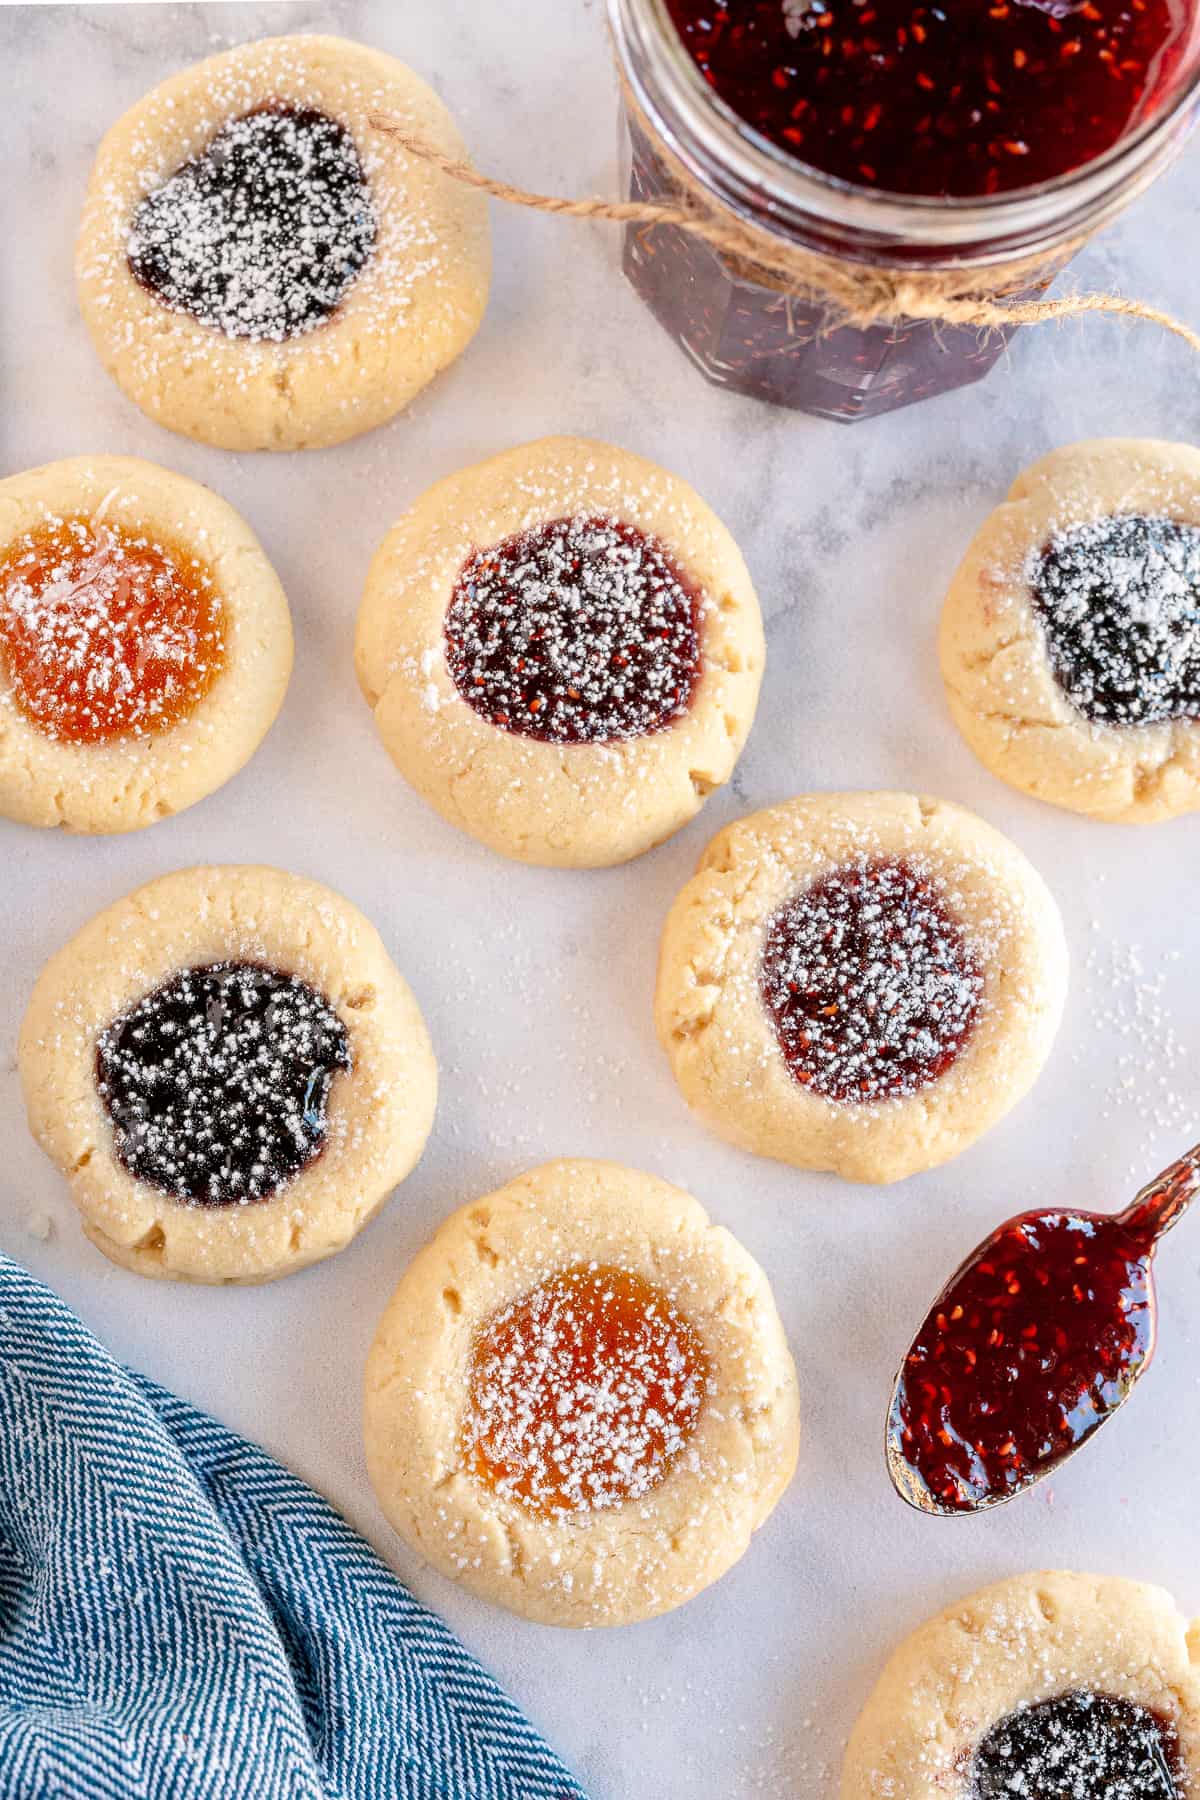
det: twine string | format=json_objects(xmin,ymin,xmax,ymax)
[{"xmin": 368, "ymin": 111, "xmax": 1200, "ymax": 354}]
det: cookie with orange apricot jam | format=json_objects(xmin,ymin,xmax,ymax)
[
  {"xmin": 0, "ymin": 456, "xmax": 292, "ymax": 832},
  {"xmin": 363, "ymin": 1159, "xmax": 799, "ymax": 1627}
]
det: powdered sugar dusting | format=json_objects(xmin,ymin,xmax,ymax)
[
  {"xmin": 972, "ymin": 1689, "xmax": 1180, "ymax": 1798},
  {"xmin": 1082, "ymin": 927, "xmax": 1193, "ymax": 1171},
  {"xmin": 760, "ymin": 856, "xmax": 985, "ymax": 1104},
  {"xmin": 462, "ymin": 1263, "xmax": 709, "ymax": 1514},
  {"xmin": 444, "ymin": 514, "xmax": 702, "ymax": 745},
  {"xmin": 1031, "ymin": 514, "xmax": 1200, "ymax": 728},
  {"xmin": 95, "ymin": 961, "xmax": 352, "ymax": 1207},
  {"xmin": 0, "ymin": 514, "xmax": 225, "ymax": 744},
  {"xmin": 127, "ymin": 105, "xmax": 376, "ymax": 342}
]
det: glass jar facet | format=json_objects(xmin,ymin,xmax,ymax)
[{"xmin": 611, "ymin": 0, "xmax": 1200, "ymax": 423}]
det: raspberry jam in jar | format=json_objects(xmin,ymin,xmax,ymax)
[{"xmin": 609, "ymin": 0, "xmax": 1200, "ymax": 421}]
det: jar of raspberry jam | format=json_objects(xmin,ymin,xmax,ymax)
[{"xmin": 609, "ymin": 0, "xmax": 1200, "ymax": 421}]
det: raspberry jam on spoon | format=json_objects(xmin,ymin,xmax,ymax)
[{"xmin": 887, "ymin": 1142, "xmax": 1200, "ymax": 1514}]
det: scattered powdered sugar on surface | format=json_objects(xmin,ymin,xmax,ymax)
[
  {"xmin": 1030, "ymin": 514, "xmax": 1200, "ymax": 728},
  {"xmin": 462, "ymin": 1262, "xmax": 710, "ymax": 1514},
  {"xmin": 95, "ymin": 960, "xmax": 352, "ymax": 1206},
  {"xmin": 443, "ymin": 514, "xmax": 703, "ymax": 746},
  {"xmin": 627, "ymin": 1673, "xmax": 826, "ymax": 1798},
  {"xmin": 1082, "ymin": 925, "xmax": 1193, "ymax": 1172},
  {"xmin": 759, "ymin": 855, "xmax": 985, "ymax": 1104},
  {"xmin": 0, "ymin": 514, "xmax": 225, "ymax": 744},
  {"xmin": 127, "ymin": 105, "xmax": 376, "ymax": 342}
]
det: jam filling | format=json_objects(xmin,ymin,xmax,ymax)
[
  {"xmin": 759, "ymin": 857, "xmax": 984, "ymax": 1104},
  {"xmin": 462, "ymin": 1264, "xmax": 709, "ymax": 1514},
  {"xmin": 0, "ymin": 516, "xmax": 225, "ymax": 745},
  {"xmin": 127, "ymin": 105, "xmax": 376, "ymax": 341},
  {"xmin": 443, "ymin": 515, "xmax": 703, "ymax": 745},
  {"xmin": 664, "ymin": 0, "xmax": 1191, "ymax": 199},
  {"xmin": 972, "ymin": 1691, "xmax": 1181, "ymax": 1799},
  {"xmin": 890, "ymin": 1208, "xmax": 1156, "ymax": 1511},
  {"xmin": 96, "ymin": 962, "xmax": 352, "ymax": 1207},
  {"xmin": 1031, "ymin": 514, "xmax": 1200, "ymax": 728}
]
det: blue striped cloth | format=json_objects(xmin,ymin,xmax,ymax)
[{"xmin": 0, "ymin": 1255, "xmax": 587, "ymax": 1800}]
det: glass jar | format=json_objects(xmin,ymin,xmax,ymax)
[{"xmin": 609, "ymin": 0, "xmax": 1200, "ymax": 423}]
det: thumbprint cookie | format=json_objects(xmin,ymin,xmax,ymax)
[
  {"xmin": 842, "ymin": 1571, "xmax": 1200, "ymax": 1799},
  {"xmin": 0, "ymin": 456, "xmax": 291, "ymax": 833},
  {"xmin": 19, "ymin": 866, "xmax": 437, "ymax": 1283},
  {"xmin": 77, "ymin": 35, "xmax": 490, "ymax": 451},
  {"xmin": 354, "ymin": 436, "xmax": 765, "ymax": 867},
  {"xmin": 363, "ymin": 1159, "xmax": 799, "ymax": 1626},
  {"xmin": 941, "ymin": 439, "xmax": 1200, "ymax": 823},
  {"xmin": 655, "ymin": 793, "xmax": 1067, "ymax": 1184}
]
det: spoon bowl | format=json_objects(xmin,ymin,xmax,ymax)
[{"xmin": 885, "ymin": 1142, "xmax": 1200, "ymax": 1516}]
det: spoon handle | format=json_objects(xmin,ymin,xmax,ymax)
[{"xmin": 1118, "ymin": 1140, "xmax": 1200, "ymax": 1244}]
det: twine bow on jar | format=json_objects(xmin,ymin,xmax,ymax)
[{"xmin": 368, "ymin": 111, "xmax": 1200, "ymax": 354}]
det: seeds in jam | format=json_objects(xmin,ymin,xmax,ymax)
[
  {"xmin": 462, "ymin": 1264, "xmax": 709, "ymax": 1514},
  {"xmin": 760, "ymin": 857, "xmax": 984, "ymax": 1103},
  {"xmin": 1031, "ymin": 514, "xmax": 1200, "ymax": 727},
  {"xmin": 889, "ymin": 1208, "xmax": 1155, "ymax": 1512},
  {"xmin": 96, "ymin": 962, "xmax": 352, "ymax": 1207},
  {"xmin": 664, "ymin": 0, "xmax": 1192, "ymax": 199},
  {"xmin": 128, "ymin": 105, "xmax": 376, "ymax": 341},
  {"xmin": 0, "ymin": 516, "xmax": 225, "ymax": 744},
  {"xmin": 972, "ymin": 1690, "xmax": 1181, "ymax": 1799},
  {"xmin": 443, "ymin": 515, "xmax": 703, "ymax": 744}
]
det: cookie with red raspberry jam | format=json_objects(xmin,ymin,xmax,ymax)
[
  {"xmin": 656, "ymin": 793, "xmax": 1066, "ymax": 1184},
  {"xmin": 355, "ymin": 437, "xmax": 764, "ymax": 867}
]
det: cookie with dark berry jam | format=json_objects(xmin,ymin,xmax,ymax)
[
  {"xmin": 77, "ymin": 37, "xmax": 490, "ymax": 451},
  {"xmin": 941, "ymin": 440, "xmax": 1200, "ymax": 823},
  {"xmin": 842, "ymin": 1575, "xmax": 1197, "ymax": 1800},
  {"xmin": 20, "ymin": 867, "xmax": 437, "ymax": 1283}
]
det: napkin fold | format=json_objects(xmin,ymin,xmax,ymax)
[{"xmin": 0, "ymin": 1255, "xmax": 587, "ymax": 1800}]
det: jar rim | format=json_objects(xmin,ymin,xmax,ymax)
[{"xmin": 611, "ymin": 0, "xmax": 1200, "ymax": 255}]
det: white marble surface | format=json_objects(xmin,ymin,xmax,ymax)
[{"xmin": 2, "ymin": 2, "xmax": 1200, "ymax": 1794}]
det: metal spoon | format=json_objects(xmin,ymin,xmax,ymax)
[{"xmin": 886, "ymin": 1140, "xmax": 1200, "ymax": 1516}]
